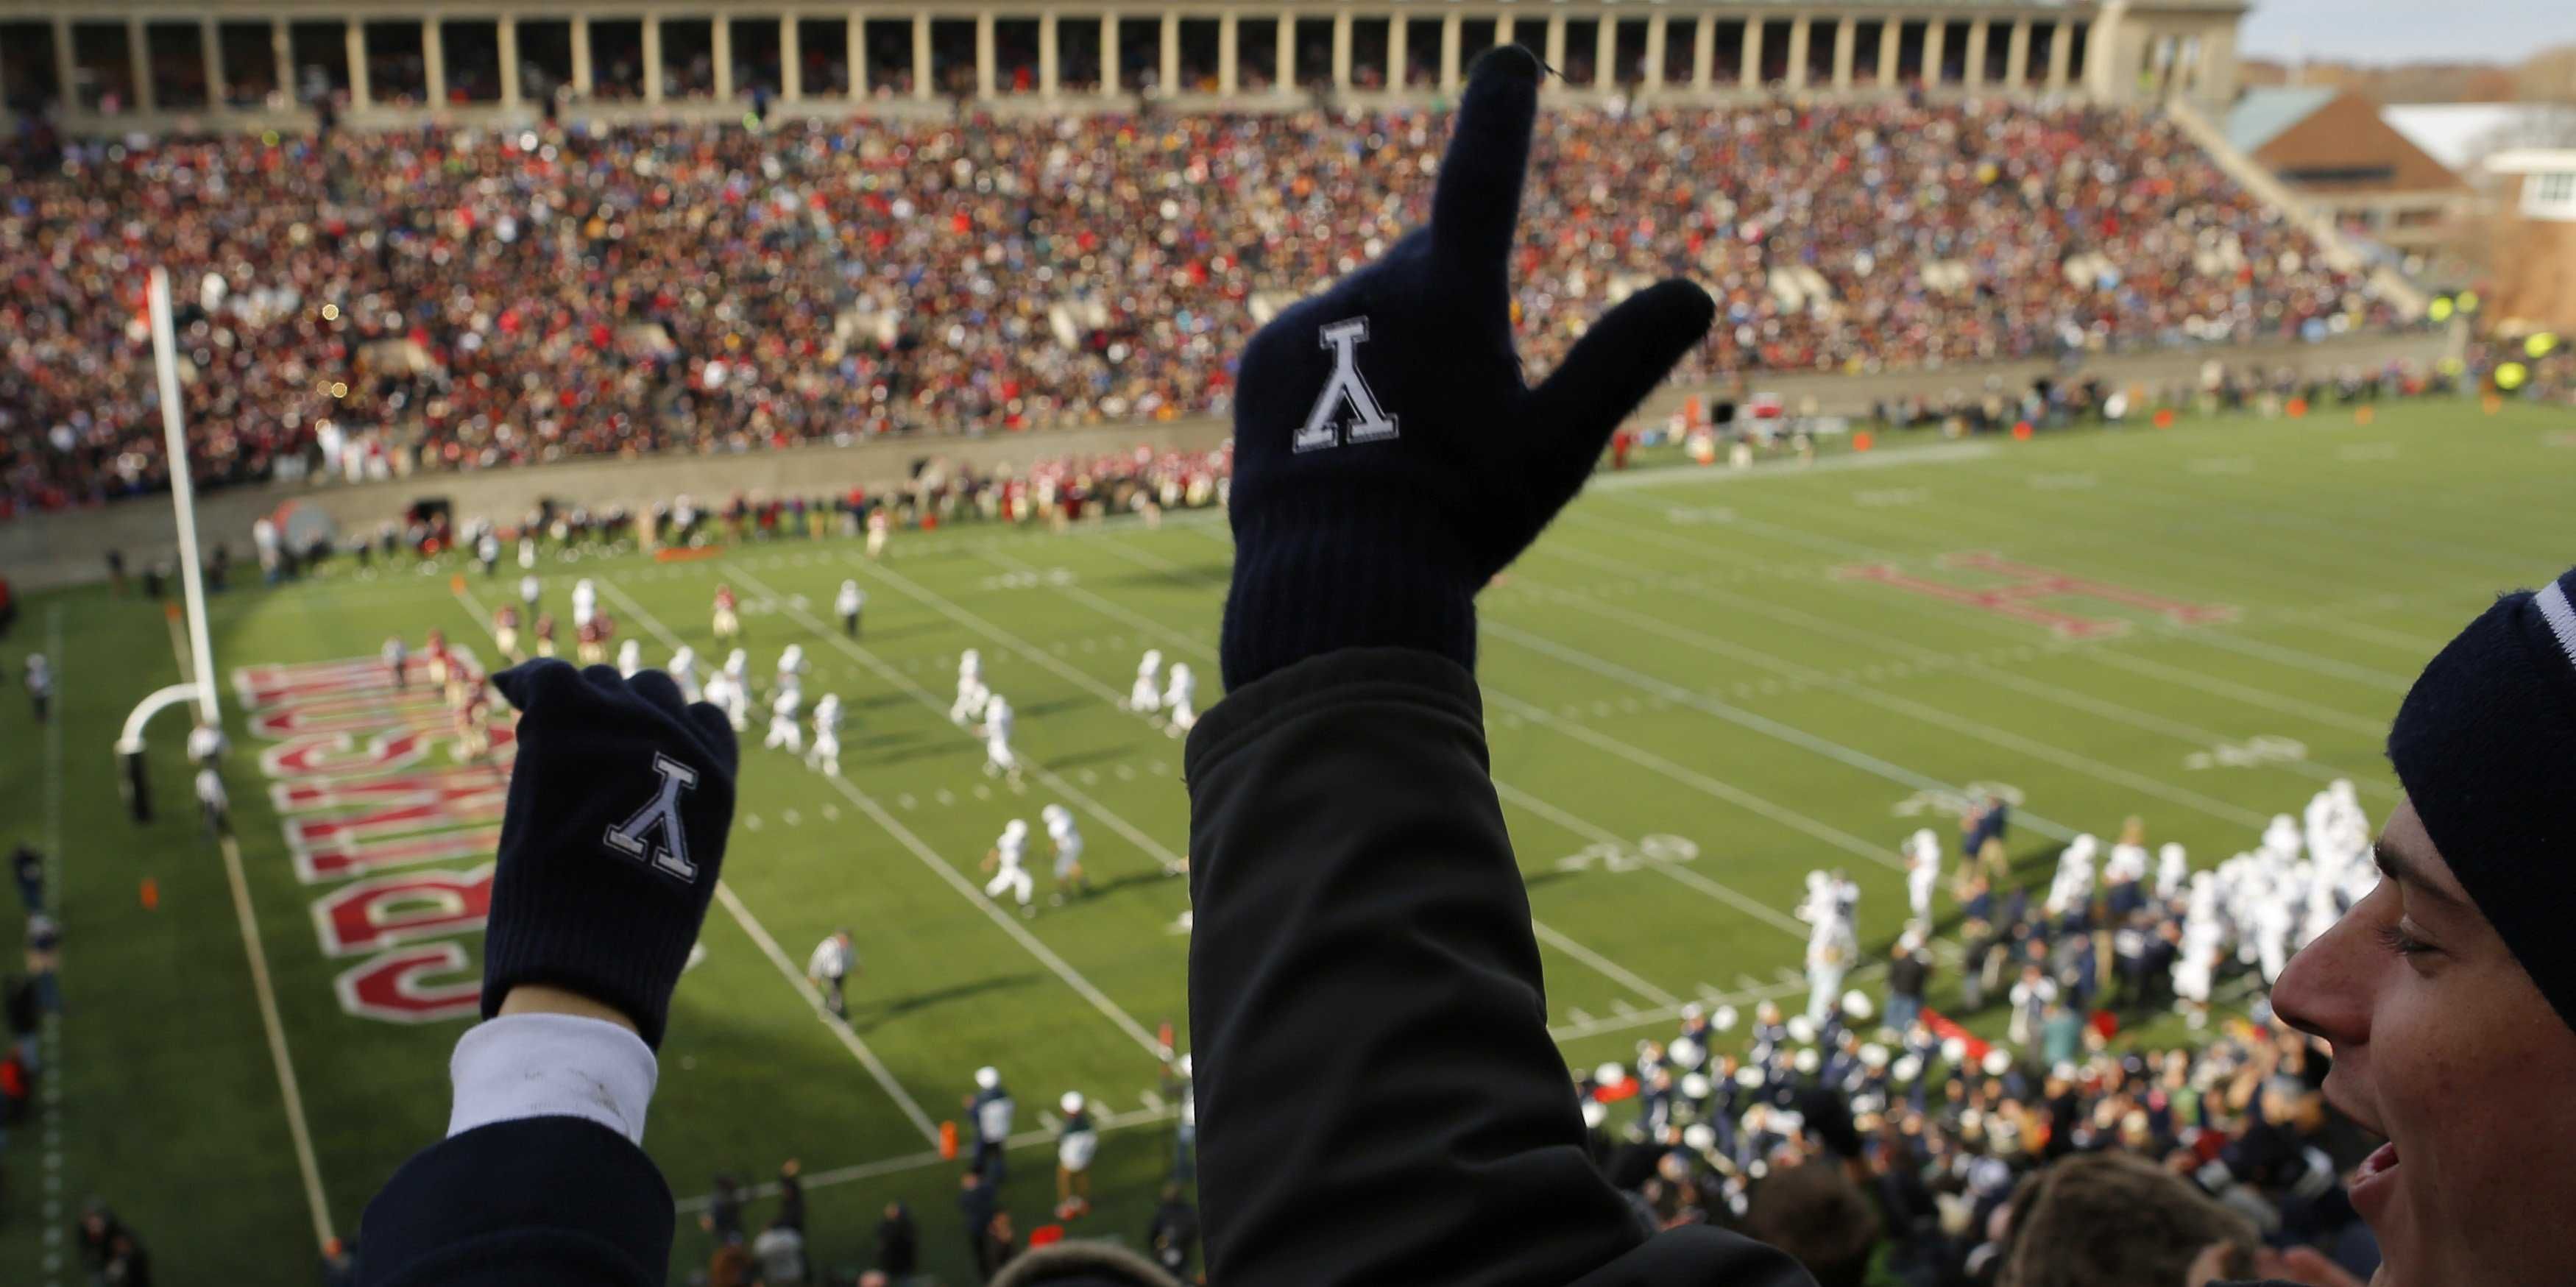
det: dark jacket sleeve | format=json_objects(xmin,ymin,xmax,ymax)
[
  {"xmin": 356, "ymin": 1117, "xmax": 673, "ymax": 1286},
  {"xmin": 1184, "ymin": 648, "xmax": 1816, "ymax": 1287}
]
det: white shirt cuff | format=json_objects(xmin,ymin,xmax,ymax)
[{"xmin": 447, "ymin": 1013, "xmax": 659, "ymax": 1146}]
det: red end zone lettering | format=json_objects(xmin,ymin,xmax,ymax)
[
  {"xmin": 263, "ymin": 727, "xmax": 516, "ymax": 779},
  {"xmin": 1836, "ymin": 552, "xmax": 2237, "ymax": 638},
  {"xmin": 290, "ymin": 828, "xmax": 506, "ymax": 884},
  {"xmin": 271, "ymin": 763, "xmax": 511, "ymax": 814},
  {"xmin": 311, "ymin": 866, "xmax": 495, "ymax": 957},
  {"xmin": 334, "ymin": 942, "xmax": 482, "ymax": 1024}
]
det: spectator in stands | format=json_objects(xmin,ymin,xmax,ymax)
[
  {"xmin": 1744, "ymin": 1160, "xmax": 1881, "ymax": 1287},
  {"xmin": 873, "ymin": 1201, "xmax": 916, "ymax": 1280},
  {"xmin": 1995, "ymin": 1151, "xmax": 2255, "ymax": 1287},
  {"xmin": 2, "ymin": 82, "xmax": 2388, "ymax": 516}
]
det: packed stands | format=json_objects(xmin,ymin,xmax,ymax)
[{"xmin": 3, "ymin": 96, "xmax": 2391, "ymax": 515}]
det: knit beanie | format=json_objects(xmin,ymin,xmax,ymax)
[{"xmin": 2385, "ymin": 566, "xmax": 2576, "ymax": 1033}]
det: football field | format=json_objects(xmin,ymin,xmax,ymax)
[{"xmin": 3, "ymin": 399, "xmax": 2569, "ymax": 1283}]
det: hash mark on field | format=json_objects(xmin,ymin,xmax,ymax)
[
  {"xmin": 783, "ymin": 810, "xmax": 802, "ymax": 826},
  {"xmin": 1774, "ymin": 967, "xmax": 1803, "ymax": 985},
  {"xmin": 935, "ymin": 790, "xmax": 955, "ymax": 806},
  {"xmin": 1589, "ymin": 700, "xmax": 1615, "ymax": 718},
  {"xmin": 823, "ymin": 804, "xmax": 841, "ymax": 820},
  {"xmin": 746, "ymin": 815, "xmax": 764, "ymax": 831},
  {"xmin": 1078, "ymin": 769, "xmax": 1099, "ymax": 785},
  {"xmin": 1147, "ymin": 761, "xmax": 1169, "ymax": 776},
  {"xmin": 897, "ymin": 793, "xmax": 917, "ymax": 809},
  {"xmin": 973, "ymin": 784, "xmax": 992, "ymax": 800},
  {"xmin": 1568, "ymin": 1007, "xmax": 1596, "ymax": 1024},
  {"xmin": 1699, "ymin": 983, "xmax": 1725, "ymax": 1001},
  {"xmin": 1140, "ymin": 1090, "xmax": 1166, "ymax": 1112},
  {"xmin": 1039, "ymin": 1112, "xmax": 1061, "ymax": 1132},
  {"xmin": 1115, "ymin": 765, "xmax": 1136, "ymax": 781},
  {"xmin": 1611, "ymin": 999, "xmax": 1637, "ymax": 1015},
  {"xmin": 2337, "ymin": 442, "xmax": 2398, "ymax": 462},
  {"xmin": 1735, "ymin": 974, "xmax": 1763, "ymax": 991}
]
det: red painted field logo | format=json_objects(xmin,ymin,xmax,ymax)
[
  {"xmin": 236, "ymin": 650, "xmax": 509, "ymax": 1026},
  {"xmin": 1836, "ymin": 553, "xmax": 2237, "ymax": 639}
]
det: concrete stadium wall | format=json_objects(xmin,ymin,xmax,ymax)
[{"xmin": 0, "ymin": 330, "xmax": 2445, "ymax": 592}]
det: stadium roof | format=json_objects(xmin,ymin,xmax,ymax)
[
  {"xmin": 2385, "ymin": 104, "xmax": 2576, "ymax": 173},
  {"xmin": 2225, "ymin": 87, "xmax": 2338, "ymax": 155}
]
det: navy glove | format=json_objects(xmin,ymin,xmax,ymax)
[
  {"xmin": 1220, "ymin": 44, "xmax": 1716, "ymax": 689},
  {"xmin": 482, "ymin": 661, "xmax": 737, "ymax": 1049}
]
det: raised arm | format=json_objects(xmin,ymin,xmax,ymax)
[
  {"xmin": 1185, "ymin": 46, "xmax": 1811, "ymax": 1287},
  {"xmin": 359, "ymin": 662, "xmax": 737, "ymax": 1286}
]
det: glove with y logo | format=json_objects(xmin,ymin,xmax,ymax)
[
  {"xmin": 1219, "ymin": 45, "xmax": 1716, "ymax": 691},
  {"xmin": 482, "ymin": 660, "xmax": 738, "ymax": 1049}
]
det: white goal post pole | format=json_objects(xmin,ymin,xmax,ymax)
[{"xmin": 148, "ymin": 266, "xmax": 222, "ymax": 726}]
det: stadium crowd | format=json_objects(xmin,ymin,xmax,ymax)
[{"xmin": 3, "ymin": 96, "xmax": 2392, "ymax": 516}]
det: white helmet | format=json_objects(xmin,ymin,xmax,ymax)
[
  {"xmin": 1786, "ymin": 1015, "xmax": 1817, "ymax": 1045},
  {"xmin": 1981, "ymin": 1049, "xmax": 2014, "ymax": 1077},
  {"xmin": 1841, "ymin": 990, "xmax": 1875, "ymax": 1022},
  {"xmin": 1892, "ymin": 1054, "xmax": 1924, "ymax": 1084},
  {"xmin": 1593, "ymin": 1062, "xmax": 1628, "ymax": 1088},
  {"xmin": 1003, "ymin": 818, "xmax": 1028, "ymax": 840},
  {"xmin": 779, "ymin": 645, "xmax": 803, "ymax": 669},
  {"xmin": 1580, "ymin": 1100, "xmax": 1608, "ymax": 1130},
  {"xmin": 841, "ymin": 579, "xmax": 858, "ymax": 596},
  {"xmin": 726, "ymin": 648, "xmax": 748, "ymax": 676},
  {"xmin": 1735, "ymin": 1066, "xmax": 1766, "ymax": 1089},
  {"xmin": 974, "ymin": 1066, "xmax": 1000, "ymax": 1091},
  {"xmin": 1060, "ymin": 1091, "xmax": 1085, "ymax": 1116},
  {"xmin": 1860, "ymin": 1043, "xmax": 1890, "ymax": 1070},
  {"xmin": 1142, "ymin": 649, "xmax": 1162, "ymax": 670},
  {"xmin": 1942, "ymin": 1037, "xmax": 1970, "ymax": 1065},
  {"xmin": 1169, "ymin": 662, "xmax": 1192, "ymax": 684},
  {"xmin": 1711, "ymin": 1005, "xmax": 1739, "ymax": 1032},
  {"xmin": 1680, "ymin": 1072, "xmax": 1713, "ymax": 1100},
  {"xmin": 670, "ymin": 647, "xmax": 696, "ymax": 672},
  {"xmin": 1682, "ymin": 1123, "xmax": 1717, "ymax": 1153},
  {"xmin": 576, "ymin": 578, "xmax": 595, "ymax": 594},
  {"xmin": 1793, "ymin": 1049, "xmax": 1822, "ymax": 1076},
  {"xmin": 961, "ymin": 648, "xmax": 981, "ymax": 670},
  {"xmin": 1042, "ymin": 804, "xmax": 1069, "ymax": 826}
]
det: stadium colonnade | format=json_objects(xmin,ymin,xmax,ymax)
[{"xmin": 0, "ymin": 0, "xmax": 2243, "ymax": 132}]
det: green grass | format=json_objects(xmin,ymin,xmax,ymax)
[{"xmin": 3, "ymin": 397, "xmax": 2569, "ymax": 1284}]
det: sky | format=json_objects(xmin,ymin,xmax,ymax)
[{"xmin": 2239, "ymin": 0, "xmax": 2576, "ymax": 65}]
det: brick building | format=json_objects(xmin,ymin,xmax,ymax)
[{"xmin": 2227, "ymin": 86, "xmax": 2473, "ymax": 257}]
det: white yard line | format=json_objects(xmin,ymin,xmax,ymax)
[
  {"xmin": 216, "ymin": 831, "xmax": 338, "ymax": 1251},
  {"xmin": 1533, "ymin": 540, "xmax": 2402, "ymax": 803},
  {"xmin": 713, "ymin": 884, "xmax": 942, "ymax": 1146},
  {"xmin": 1490, "ymin": 587, "xmax": 2274, "ymax": 831},
  {"xmin": 595, "ymin": 576, "xmax": 1167, "ymax": 1059},
  {"xmin": 40, "ymin": 609, "xmax": 68, "ymax": 1286},
  {"xmin": 1566, "ymin": 508, "xmax": 2402, "ymax": 736}
]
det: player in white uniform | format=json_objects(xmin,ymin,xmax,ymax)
[
  {"xmin": 1042, "ymin": 804, "xmax": 1087, "ymax": 904},
  {"xmin": 866, "ymin": 508, "xmax": 891, "ymax": 560},
  {"xmin": 570, "ymin": 578, "xmax": 598, "ymax": 631},
  {"xmin": 983, "ymin": 819, "xmax": 1036, "ymax": 915},
  {"xmin": 776, "ymin": 645, "xmax": 806, "ymax": 692},
  {"xmin": 950, "ymin": 650, "xmax": 988, "ymax": 725},
  {"xmin": 519, "ymin": 574, "xmax": 542, "ymax": 614},
  {"xmin": 718, "ymin": 650, "xmax": 753, "ymax": 731},
  {"xmin": 668, "ymin": 648, "xmax": 703, "ymax": 703},
  {"xmin": 518, "ymin": 535, "xmax": 538, "ymax": 570},
  {"xmin": 1128, "ymin": 650, "xmax": 1164, "ymax": 713},
  {"xmin": 186, "ymin": 719, "xmax": 230, "ymax": 767},
  {"xmin": 2045, "ymin": 834, "xmax": 2098, "ymax": 921},
  {"xmin": 703, "ymin": 669, "xmax": 743, "ymax": 732},
  {"xmin": 615, "ymin": 638, "xmax": 643, "ymax": 678},
  {"xmin": 1902, "ymin": 829, "xmax": 1940, "ymax": 927},
  {"xmin": 763, "ymin": 684, "xmax": 805, "ymax": 754},
  {"xmin": 1798, "ymin": 872, "xmax": 1859, "ymax": 1026},
  {"xmin": 2155, "ymin": 842, "xmax": 2190, "ymax": 904},
  {"xmin": 835, "ymin": 581, "xmax": 866, "ymax": 639},
  {"xmin": 980, "ymin": 694, "xmax": 1020, "ymax": 784},
  {"xmin": 1161, "ymin": 662, "xmax": 1197, "ymax": 735},
  {"xmin": 807, "ymin": 693, "xmax": 843, "ymax": 776}
]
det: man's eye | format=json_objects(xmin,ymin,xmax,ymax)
[{"xmin": 2373, "ymin": 924, "xmax": 2436, "ymax": 957}]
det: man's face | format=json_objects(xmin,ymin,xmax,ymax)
[{"xmin": 2272, "ymin": 796, "xmax": 2576, "ymax": 1286}]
